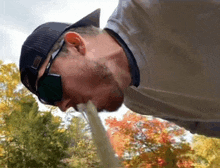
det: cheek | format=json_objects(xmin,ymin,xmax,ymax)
[
  {"xmin": 58, "ymin": 63, "xmax": 81, "ymax": 94},
  {"xmin": 61, "ymin": 73, "xmax": 77, "ymax": 98},
  {"xmin": 61, "ymin": 72, "xmax": 90, "ymax": 105},
  {"xmin": 62, "ymin": 77, "xmax": 77, "ymax": 96}
]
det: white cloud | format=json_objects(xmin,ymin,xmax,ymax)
[
  {"xmin": 32, "ymin": 0, "xmax": 118, "ymax": 28},
  {"xmin": 0, "ymin": 24, "xmax": 28, "ymax": 65}
]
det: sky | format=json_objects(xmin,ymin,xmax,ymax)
[{"xmin": 1, "ymin": 0, "xmax": 193, "ymax": 141}]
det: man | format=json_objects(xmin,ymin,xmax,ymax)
[{"xmin": 20, "ymin": 0, "xmax": 220, "ymax": 138}]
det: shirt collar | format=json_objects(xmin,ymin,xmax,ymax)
[{"xmin": 105, "ymin": 28, "xmax": 140, "ymax": 87}]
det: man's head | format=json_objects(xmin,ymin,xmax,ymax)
[{"xmin": 19, "ymin": 9, "xmax": 128, "ymax": 112}]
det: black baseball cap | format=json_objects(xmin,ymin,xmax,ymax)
[{"xmin": 19, "ymin": 9, "xmax": 100, "ymax": 95}]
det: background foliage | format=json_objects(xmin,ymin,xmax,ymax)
[
  {"xmin": 106, "ymin": 111, "xmax": 194, "ymax": 168},
  {"xmin": 64, "ymin": 117, "xmax": 101, "ymax": 168},
  {"xmin": 192, "ymin": 135, "xmax": 220, "ymax": 168},
  {"xmin": 0, "ymin": 61, "xmax": 101, "ymax": 168},
  {"xmin": 1, "ymin": 61, "xmax": 220, "ymax": 168}
]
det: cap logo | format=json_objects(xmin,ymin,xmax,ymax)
[{"xmin": 32, "ymin": 56, "xmax": 42, "ymax": 70}]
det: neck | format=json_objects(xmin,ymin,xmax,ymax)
[{"xmin": 85, "ymin": 31, "xmax": 132, "ymax": 90}]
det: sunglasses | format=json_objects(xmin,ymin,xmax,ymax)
[{"xmin": 37, "ymin": 40, "xmax": 65, "ymax": 105}]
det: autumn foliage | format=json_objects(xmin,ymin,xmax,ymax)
[
  {"xmin": 192, "ymin": 135, "xmax": 220, "ymax": 167},
  {"xmin": 106, "ymin": 111, "xmax": 194, "ymax": 168}
]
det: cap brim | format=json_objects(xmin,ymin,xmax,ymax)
[{"xmin": 66, "ymin": 8, "xmax": 100, "ymax": 30}]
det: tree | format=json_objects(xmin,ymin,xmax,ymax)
[
  {"xmin": 64, "ymin": 116, "xmax": 101, "ymax": 168},
  {"xmin": 0, "ymin": 61, "xmax": 70, "ymax": 167},
  {"xmin": 106, "ymin": 111, "xmax": 194, "ymax": 168},
  {"xmin": 2, "ymin": 96, "xmax": 70, "ymax": 168},
  {"xmin": 0, "ymin": 61, "xmax": 25, "ymax": 163},
  {"xmin": 0, "ymin": 60, "xmax": 21, "ymax": 127},
  {"xmin": 192, "ymin": 135, "xmax": 220, "ymax": 168}
]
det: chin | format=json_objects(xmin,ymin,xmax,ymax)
[
  {"xmin": 95, "ymin": 93, "xmax": 124, "ymax": 112},
  {"xmin": 97, "ymin": 102, "xmax": 123, "ymax": 112},
  {"xmin": 104, "ymin": 94, "xmax": 124, "ymax": 112}
]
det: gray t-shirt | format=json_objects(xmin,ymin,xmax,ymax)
[{"xmin": 105, "ymin": 0, "xmax": 220, "ymax": 122}]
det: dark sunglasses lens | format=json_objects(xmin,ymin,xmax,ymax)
[{"xmin": 37, "ymin": 75, "xmax": 62, "ymax": 105}]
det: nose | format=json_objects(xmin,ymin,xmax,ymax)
[{"xmin": 56, "ymin": 99, "xmax": 70, "ymax": 112}]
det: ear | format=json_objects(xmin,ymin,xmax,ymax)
[{"xmin": 64, "ymin": 32, "xmax": 86, "ymax": 55}]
